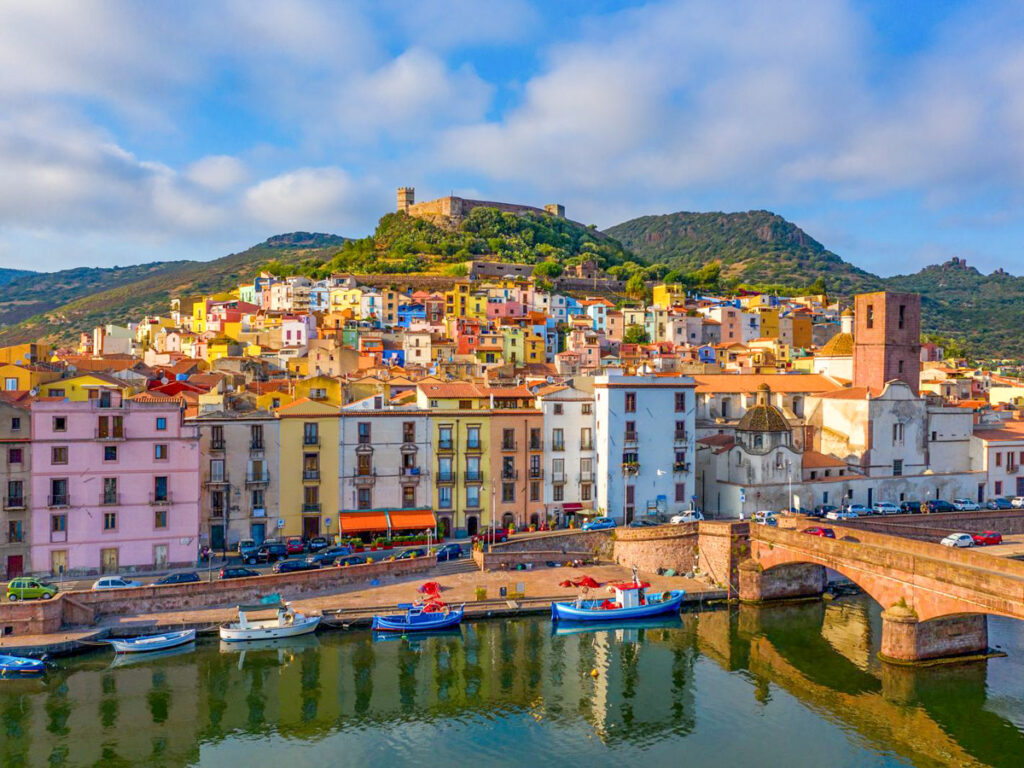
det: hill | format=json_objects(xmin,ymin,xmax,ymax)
[
  {"xmin": 0, "ymin": 236, "xmax": 344, "ymax": 346},
  {"xmin": 604, "ymin": 210, "xmax": 881, "ymax": 294},
  {"xmin": 0, "ymin": 268, "xmax": 36, "ymax": 286}
]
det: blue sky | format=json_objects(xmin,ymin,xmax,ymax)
[{"xmin": 2, "ymin": 0, "xmax": 1024, "ymax": 276}]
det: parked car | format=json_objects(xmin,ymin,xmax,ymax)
[
  {"xmin": 844, "ymin": 504, "xmax": 872, "ymax": 516},
  {"xmin": 307, "ymin": 536, "xmax": 331, "ymax": 552},
  {"xmin": 471, "ymin": 528, "xmax": 509, "ymax": 544},
  {"xmin": 752, "ymin": 510, "xmax": 778, "ymax": 526},
  {"xmin": 926, "ymin": 499, "xmax": 957, "ymax": 514},
  {"xmin": 220, "ymin": 566, "xmax": 259, "ymax": 580},
  {"xmin": 153, "ymin": 572, "xmax": 200, "ymax": 585},
  {"xmin": 670, "ymin": 511, "xmax": 704, "ymax": 524},
  {"xmin": 336, "ymin": 555, "xmax": 369, "ymax": 567},
  {"xmin": 92, "ymin": 576, "xmax": 143, "ymax": 590},
  {"xmin": 582, "ymin": 517, "xmax": 617, "ymax": 531},
  {"xmin": 953, "ymin": 498, "xmax": 981, "ymax": 511},
  {"xmin": 433, "ymin": 543, "xmax": 463, "ymax": 561},
  {"xmin": 237, "ymin": 538, "xmax": 259, "ymax": 561},
  {"xmin": 629, "ymin": 518, "xmax": 661, "ymax": 528},
  {"xmin": 1012, "ymin": 497, "xmax": 1024, "ymax": 509},
  {"xmin": 900, "ymin": 500, "xmax": 924, "ymax": 514},
  {"xmin": 307, "ymin": 546, "xmax": 353, "ymax": 566},
  {"xmin": 871, "ymin": 502, "xmax": 901, "ymax": 515},
  {"xmin": 395, "ymin": 548, "xmax": 428, "ymax": 560},
  {"xmin": 248, "ymin": 542, "xmax": 288, "ymax": 565},
  {"xmin": 783, "ymin": 507, "xmax": 815, "ymax": 517},
  {"xmin": 813, "ymin": 505, "xmax": 838, "ymax": 518},
  {"xmin": 6, "ymin": 577, "xmax": 58, "ymax": 601},
  {"xmin": 972, "ymin": 530, "xmax": 1003, "ymax": 546},
  {"xmin": 826, "ymin": 509, "xmax": 859, "ymax": 521},
  {"xmin": 802, "ymin": 526, "xmax": 836, "ymax": 538},
  {"xmin": 273, "ymin": 559, "xmax": 320, "ymax": 574},
  {"xmin": 986, "ymin": 497, "xmax": 1014, "ymax": 510},
  {"xmin": 940, "ymin": 533, "xmax": 975, "ymax": 548},
  {"xmin": 285, "ymin": 537, "xmax": 306, "ymax": 555}
]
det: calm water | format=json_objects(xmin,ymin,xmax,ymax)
[{"xmin": 2, "ymin": 597, "xmax": 1024, "ymax": 767}]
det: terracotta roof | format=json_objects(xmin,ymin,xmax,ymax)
[
  {"xmin": 692, "ymin": 373, "xmax": 841, "ymax": 394},
  {"xmin": 697, "ymin": 434, "xmax": 735, "ymax": 454},
  {"xmin": 816, "ymin": 386, "xmax": 878, "ymax": 400},
  {"xmin": 974, "ymin": 422, "xmax": 1024, "ymax": 441},
  {"xmin": 802, "ymin": 451, "xmax": 848, "ymax": 469},
  {"xmin": 818, "ymin": 332, "xmax": 854, "ymax": 356}
]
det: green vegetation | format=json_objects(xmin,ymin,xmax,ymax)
[{"xmin": 623, "ymin": 324, "xmax": 650, "ymax": 344}]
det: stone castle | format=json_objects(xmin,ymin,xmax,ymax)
[{"xmin": 397, "ymin": 187, "xmax": 565, "ymax": 225}]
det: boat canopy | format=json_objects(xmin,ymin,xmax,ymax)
[
  {"xmin": 237, "ymin": 601, "xmax": 287, "ymax": 612},
  {"xmin": 610, "ymin": 582, "xmax": 651, "ymax": 591}
]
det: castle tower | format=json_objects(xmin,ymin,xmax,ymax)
[
  {"xmin": 397, "ymin": 186, "xmax": 415, "ymax": 213},
  {"xmin": 852, "ymin": 291, "xmax": 921, "ymax": 395},
  {"xmin": 544, "ymin": 203, "xmax": 565, "ymax": 217}
]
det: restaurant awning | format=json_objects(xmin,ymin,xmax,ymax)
[
  {"xmin": 562, "ymin": 503, "xmax": 584, "ymax": 513},
  {"xmin": 337, "ymin": 512, "xmax": 389, "ymax": 534},
  {"xmin": 388, "ymin": 509, "xmax": 437, "ymax": 531}
]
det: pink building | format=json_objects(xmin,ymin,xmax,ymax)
[{"xmin": 30, "ymin": 389, "xmax": 200, "ymax": 576}]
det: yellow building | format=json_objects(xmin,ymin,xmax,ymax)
[
  {"xmin": 791, "ymin": 315, "xmax": 813, "ymax": 349},
  {"xmin": 255, "ymin": 388, "xmax": 296, "ymax": 412},
  {"xmin": 652, "ymin": 284, "xmax": 687, "ymax": 308},
  {"xmin": 329, "ymin": 287, "xmax": 363, "ymax": 315},
  {"xmin": 0, "ymin": 363, "xmax": 61, "ymax": 392},
  {"xmin": 431, "ymin": 409, "xmax": 492, "ymax": 537},
  {"xmin": 294, "ymin": 374, "xmax": 343, "ymax": 405},
  {"xmin": 756, "ymin": 307, "xmax": 780, "ymax": 338},
  {"xmin": 445, "ymin": 282, "xmax": 472, "ymax": 318},
  {"xmin": 37, "ymin": 373, "xmax": 130, "ymax": 400},
  {"xmin": 0, "ymin": 342, "xmax": 52, "ymax": 365},
  {"xmin": 276, "ymin": 399, "xmax": 340, "ymax": 539},
  {"xmin": 524, "ymin": 331, "xmax": 545, "ymax": 363}
]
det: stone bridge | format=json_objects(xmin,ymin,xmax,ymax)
[{"xmin": 741, "ymin": 524, "xmax": 1024, "ymax": 662}]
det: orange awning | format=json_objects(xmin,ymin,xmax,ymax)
[
  {"xmin": 338, "ymin": 512, "xmax": 389, "ymax": 533},
  {"xmin": 388, "ymin": 509, "xmax": 437, "ymax": 531}
]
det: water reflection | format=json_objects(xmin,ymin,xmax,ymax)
[{"xmin": 0, "ymin": 598, "xmax": 1022, "ymax": 767}]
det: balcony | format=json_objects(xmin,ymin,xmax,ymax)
[
  {"xmin": 302, "ymin": 469, "xmax": 320, "ymax": 482},
  {"xmin": 302, "ymin": 502, "xmax": 322, "ymax": 514},
  {"xmin": 4, "ymin": 496, "xmax": 25, "ymax": 511},
  {"xmin": 150, "ymin": 493, "xmax": 173, "ymax": 506},
  {"xmin": 551, "ymin": 472, "xmax": 566, "ymax": 484},
  {"xmin": 303, "ymin": 435, "xmax": 321, "ymax": 447},
  {"xmin": 623, "ymin": 431, "xmax": 639, "ymax": 445},
  {"xmin": 529, "ymin": 467, "xmax": 543, "ymax": 479},
  {"xmin": 438, "ymin": 440, "xmax": 454, "ymax": 453},
  {"xmin": 94, "ymin": 428, "xmax": 126, "ymax": 441},
  {"xmin": 399, "ymin": 468, "xmax": 421, "ymax": 485},
  {"xmin": 465, "ymin": 441, "xmax": 482, "ymax": 453},
  {"xmin": 528, "ymin": 440, "xmax": 544, "ymax": 452},
  {"xmin": 437, "ymin": 471, "xmax": 455, "ymax": 483},
  {"xmin": 99, "ymin": 493, "xmax": 120, "ymax": 506},
  {"xmin": 501, "ymin": 469, "xmax": 519, "ymax": 481},
  {"xmin": 552, "ymin": 442, "xmax": 566, "ymax": 453},
  {"xmin": 579, "ymin": 471, "xmax": 595, "ymax": 483},
  {"xmin": 210, "ymin": 506, "xmax": 225, "ymax": 519},
  {"xmin": 580, "ymin": 441, "xmax": 594, "ymax": 451},
  {"xmin": 674, "ymin": 430, "xmax": 688, "ymax": 443},
  {"xmin": 464, "ymin": 470, "xmax": 483, "ymax": 484},
  {"xmin": 203, "ymin": 474, "xmax": 229, "ymax": 487},
  {"xmin": 621, "ymin": 463, "xmax": 640, "ymax": 476},
  {"xmin": 250, "ymin": 441, "xmax": 265, "ymax": 453},
  {"xmin": 673, "ymin": 461, "xmax": 691, "ymax": 473},
  {"xmin": 246, "ymin": 471, "xmax": 271, "ymax": 485},
  {"xmin": 501, "ymin": 440, "xmax": 517, "ymax": 452},
  {"xmin": 209, "ymin": 439, "xmax": 225, "ymax": 451},
  {"xmin": 48, "ymin": 494, "xmax": 70, "ymax": 508}
]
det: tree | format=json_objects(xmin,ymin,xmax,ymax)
[
  {"xmin": 532, "ymin": 260, "xmax": 564, "ymax": 279},
  {"xmin": 625, "ymin": 272, "xmax": 649, "ymax": 301},
  {"xmin": 623, "ymin": 324, "xmax": 650, "ymax": 344}
]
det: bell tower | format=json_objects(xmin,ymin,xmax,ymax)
[{"xmin": 852, "ymin": 291, "xmax": 921, "ymax": 395}]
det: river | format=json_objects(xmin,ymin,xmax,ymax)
[{"xmin": 2, "ymin": 596, "xmax": 1023, "ymax": 767}]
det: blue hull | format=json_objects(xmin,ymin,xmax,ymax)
[
  {"xmin": 550, "ymin": 591, "xmax": 686, "ymax": 622},
  {"xmin": 372, "ymin": 606, "xmax": 464, "ymax": 632},
  {"xmin": 0, "ymin": 655, "xmax": 46, "ymax": 677}
]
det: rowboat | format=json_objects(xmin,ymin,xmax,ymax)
[
  {"xmin": 551, "ymin": 570, "xmax": 685, "ymax": 622},
  {"xmin": 109, "ymin": 642, "xmax": 196, "ymax": 668},
  {"xmin": 219, "ymin": 601, "xmax": 321, "ymax": 642},
  {"xmin": 371, "ymin": 602, "xmax": 465, "ymax": 632},
  {"xmin": 0, "ymin": 654, "xmax": 46, "ymax": 677},
  {"xmin": 108, "ymin": 629, "xmax": 196, "ymax": 654}
]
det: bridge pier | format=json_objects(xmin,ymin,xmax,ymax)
[
  {"xmin": 738, "ymin": 560, "xmax": 826, "ymax": 603},
  {"xmin": 880, "ymin": 605, "xmax": 989, "ymax": 664}
]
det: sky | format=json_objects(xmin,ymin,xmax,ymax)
[{"xmin": 3, "ymin": 0, "xmax": 1024, "ymax": 276}]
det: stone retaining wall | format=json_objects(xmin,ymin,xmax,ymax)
[
  {"xmin": 492, "ymin": 530, "xmax": 614, "ymax": 559},
  {"xmin": 473, "ymin": 549, "xmax": 593, "ymax": 571},
  {"xmin": 613, "ymin": 524, "xmax": 699, "ymax": 574},
  {"xmin": 0, "ymin": 596, "xmax": 63, "ymax": 636}
]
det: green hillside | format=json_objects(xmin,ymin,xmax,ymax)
[{"xmin": 604, "ymin": 210, "xmax": 881, "ymax": 294}]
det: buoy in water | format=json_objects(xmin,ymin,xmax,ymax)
[{"xmin": 590, "ymin": 668, "xmax": 599, "ymax": 678}]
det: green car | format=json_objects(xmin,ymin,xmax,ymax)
[{"xmin": 6, "ymin": 577, "xmax": 58, "ymax": 601}]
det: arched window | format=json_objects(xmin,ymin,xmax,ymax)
[{"xmin": 753, "ymin": 435, "xmax": 763, "ymax": 449}]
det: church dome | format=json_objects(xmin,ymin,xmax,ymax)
[
  {"xmin": 736, "ymin": 384, "xmax": 790, "ymax": 433},
  {"xmin": 819, "ymin": 332, "xmax": 854, "ymax": 357}
]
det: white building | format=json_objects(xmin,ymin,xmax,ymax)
[
  {"xmin": 594, "ymin": 372, "xmax": 697, "ymax": 523},
  {"xmin": 537, "ymin": 385, "xmax": 597, "ymax": 524}
]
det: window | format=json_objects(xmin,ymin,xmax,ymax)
[
  {"xmin": 357, "ymin": 454, "xmax": 372, "ymax": 476},
  {"xmin": 866, "ymin": 304, "xmax": 874, "ymax": 329},
  {"xmin": 251, "ymin": 424, "xmax": 264, "ymax": 449},
  {"xmin": 439, "ymin": 426, "xmax": 453, "ymax": 450},
  {"xmin": 502, "ymin": 482, "xmax": 515, "ymax": 503},
  {"xmin": 4, "ymin": 377, "xmax": 16, "ymax": 391},
  {"xmin": 898, "ymin": 360, "xmax": 904, "ymax": 374},
  {"xmin": 155, "ymin": 417, "xmax": 167, "ymax": 431},
  {"xmin": 581, "ymin": 483, "xmax": 592, "ymax": 501},
  {"xmin": 438, "ymin": 486, "xmax": 452, "ymax": 509},
  {"xmin": 7, "ymin": 480, "xmax": 23, "ymax": 506},
  {"xmin": 402, "ymin": 485, "xmax": 417, "ymax": 507},
  {"xmin": 581, "ymin": 403, "xmax": 592, "ymax": 415},
  {"xmin": 893, "ymin": 459, "xmax": 903, "ymax": 477},
  {"xmin": 580, "ymin": 428, "xmax": 592, "ymax": 450},
  {"xmin": 51, "ymin": 514, "xmax": 67, "ymax": 532},
  {"xmin": 303, "ymin": 453, "xmax": 319, "ymax": 479},
  {"xmin": 10, "ymin": 416, "xmax": 20, "ymax": 431},
  {"xmin": 358, "ymin": 422, "xmax": 371, "ymax": 444},
  {"xmin": 50, "ymin": 389, "xmax": 66, "ymax": 398},
  {"xmin": 996, "ymin": 452, "xmax": 1003, "ymax": 467},
  {"xmin": 898, "ymin": 304, "xmax": 906, "ymax": 329},
  {"xmin": 154, "ymin": 444, "xmax": 167, "ymax": 460},
  {"xmin": 553, "ymin": 403, "xmax": 563, "ymax": 415},
  {"xmin": 53, "ymin": 416, "xmax": 67, "ymax": 432},
  {"xmin": 103, "ymin": 512, "xmax": 117, "ymax": 531},
  {"xmin": 675, "ymin": 483, "xmax": 687, "ymax": 503},
  {"xmin": 51, "ymin": 446, "xmax": 68, "ymax": 465},
  {"xmin": 252, "ymin": 489, "xmax": 265, "ymax": 511},
  {"xmin": 8, "ymin": 520, "xmax": 22, "ymax": 542},
  {"xmin": 675, "ymin": 392, "xmax": 686, "ymax": 412},
  {"xmin": 154, "ymin": 508, "xmax": 168, "ymax": 528},
  {"xmin": 154, "ymin": 476, "xmax": 168, "ymax": 502},
  {"xmin": 625, "ymin": 392, "xmax": 637, "ymax": 412},
  {"xmin": 502, "ymin": 429, "xmax": 515, "ymax": 450},
  {"xmin": 931, "ymin": 431, "xmax": 937, "ymax": 442},
  {"xmin": 552, "ymin": 428, "xmax": 564, "ymax": 451},
  {"xmin": 357, "ymin": 488, "xmax": 372, "ymax": 510},
  {"xmin": 303, "ymin": 485, "xmax": 320, "ymax": 511},
  {"xmin": 466, "ymin": 426, "xmax": 480, "ymax": 449},
  {"xmin": 403, "ymin": 422, "xmax": 416, "ymax": 443},
  {"xmin": 438, "ymin": 457, "xmax": 453, "ymax": 482},
  {"xmin": 553, "ymin": 484, "xmax": 564, "ymax": 501},
  {"xmin": 529, "ymin": 428, "xmax": 542, "ymax": 450},
  {"xmin": 625, "ymin": 421, "xmax": 637, "ymax": 441},
  {"xmin": 8, "ymin": 447, "xmax": 22, "ymax": 464},
  {"xmin": 530, "ymin": 481, "xmax": 540, "ymax": 501},
  {"xmin": 892, "ymin": 423, "xmax": 904, "ymax": 444},
  {"xmin": 995, "ymin": 481, "xmax": 1003, "ymax": 495},
  {"xmin": 210, "ymin": 425, "xmax": 225, "ymax": 449},
  {"xmin": 466, "ymin": 485, "xmax": 480, "ymax": 508},
  {"xmin": 303, "ymin": 422, "xmax": 319, "ymax": 445},
  {"xmin": 466, "ymin": 456, "xmax": 481, "ymax": 482},
  {"xmin": 102, "ymin": 445, "xmax": 117, "ymax": 461},
  {"xmin": 103, "ymin": 477, "xmax": 117, "ymax": 505}
]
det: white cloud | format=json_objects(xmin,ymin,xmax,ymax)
[
  {"xmin": 243, "ymin": 167, "xmax": 365, "ymax": 231},
  {"xmin": 186, "ymin": 155, "xmax": 249, "ymax": 192},
  {"xmin": 388, "ymin": 0, "xmax": 539, "ymax": 49}
]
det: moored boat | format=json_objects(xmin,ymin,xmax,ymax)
[
  {"xmin": 0, "ymin": 654, "xmax": 46, "ymax": 677},
  {"xmin": 219, "ymin": 601, "xmax": 321, "ymax": 642},
  {"xmin": 371, "ymin": 602, "xmax": 465, "ymax": 632},
  {"xmin": 551, "ymin": 571, "xmax": 685, "ymax": 622},
  {"xmin": 108, "ymin": 629, "xmax": 196, "ymax": 654}
]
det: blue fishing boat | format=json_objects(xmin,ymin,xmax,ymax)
[
  {"xmin": 551, "ymin": 571, "xmax": 685, "ymax": 622},
  {"xmin": 371, "ymin": 602, "xmax": 465, "ymax": 632},
  {"xmin": 107, "ymin": 628, "xmax": 196, "ymax": 654},
  {"xmin": 552, "ymin": 614, "xmax": 683, "ymax": 637},
  {"xmin": 0, "ymin": 654, "xmax": 46, "ymax": 677}
]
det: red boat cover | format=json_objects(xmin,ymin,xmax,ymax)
[
  {"xmin": 558, "ymin": 575, "xmax": 602, "ymax": 589},
  {"xmin": 418, "ymin": 581, "xmax": 442, "ymax": 595},
  {"xmin": 609, "ymin": 582, "xmax": 651, "ymax": 590}
]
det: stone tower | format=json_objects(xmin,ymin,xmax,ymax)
[
  {"xmin": 397, "ymin": 186, "xmax": 415, "ymax": 213},
  {"xmin": 852, "ymin": 291, "xmax": 921, "ymax": 395}
]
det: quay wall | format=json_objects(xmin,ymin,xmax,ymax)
[{"xmin": 613, "ymin": 524, "xmax": 698, "ymax": 574}]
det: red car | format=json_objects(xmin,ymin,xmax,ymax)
[
  {"xmin": 285, "ymin": 536, "xmax": 306, "ymax": 555},
  {"xmin": 972, "ymin": 530, "xmax": 1003, "ymax": 546},
  {"xmin": 803, "ymin": 526, "xmax": 836, "ymax": 538},
  {"xmin": 471, "ymin": 528, "xmax": 509, "ymax": 544}
]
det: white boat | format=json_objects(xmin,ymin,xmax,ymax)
[
  {"xmin": 108, "ymin": 629, "xmax": 196, "ymax": 654},
  {"xmin": 219, "ymin": 601, "xmax": 321, "ymax": 642}
]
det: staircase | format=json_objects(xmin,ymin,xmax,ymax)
[{"xmin": 433, "ymin": 557, "xmax": 479, "ymax": 576}]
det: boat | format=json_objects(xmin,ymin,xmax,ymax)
[
  {"xmin": 107, "ymin": 629, "xmax": 196, "ymax": 654},
  {"xmin": 551, "ymin": 569, "xmax": 685, "ymax": 622},
  {"xmin": 0, "ymin": 654, "xmax": 46, "ymax": 678},
  {"xmin": 552, "ymin": 614, "xmax": 683, "ymax": 638},
  {"xmin": 108, "ymin": 642, "xmax": 196, "ymax": 669},
  {"xmin": 371, "ymin": 602, "xmax": 465, "ymax": 632},
  {"xmin": 219, "ymin": 601, "xmax": 321, "ymax": 642}
]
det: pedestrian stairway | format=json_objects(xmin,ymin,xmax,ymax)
[{"xmin": 433, "ymin": 557, "xmax": 480, "ymax": 576}]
